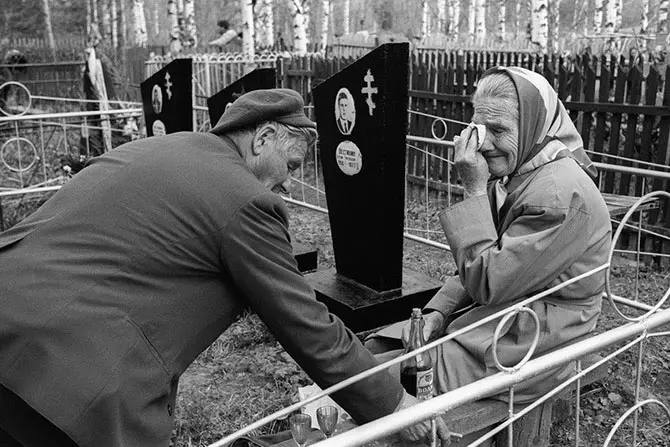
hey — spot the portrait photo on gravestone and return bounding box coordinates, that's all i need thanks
[140,58,193,137]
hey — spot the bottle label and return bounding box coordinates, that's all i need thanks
[416,367,433,401]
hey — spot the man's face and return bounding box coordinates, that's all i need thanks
[338,97,349,120]
[250,131,309,194]
[472,97,519,178]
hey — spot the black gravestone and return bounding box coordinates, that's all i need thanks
[306,43,442,332]
[206,69,317,273]
[141,58,192,137]
[207,68,276,126]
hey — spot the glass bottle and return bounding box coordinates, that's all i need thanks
[400,308,434,400]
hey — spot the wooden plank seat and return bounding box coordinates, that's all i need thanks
[441,343,608,447]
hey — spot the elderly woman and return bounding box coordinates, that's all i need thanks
[369,66,612,402]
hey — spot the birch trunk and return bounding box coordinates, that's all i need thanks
[468,0,476,35]
[640,0,649,49]
[41,0,57,61]
[498,0,506,41]
[446,0,453,35]
[452,0,460,36]
[101,0,111,43]
[133,0,148,47]
[438,0,446,34]
[515,0,522,39]
[86,0,92,39]
[604,0,614,34]
[154,0,160,36]
[319,0,330,52]
[531,0,548,53]
[167,0,182,53]
[290,0,309,55]
[241,0,255,56]
[593,0,603,35]
[255,0,274,48]
[92,0,99,23]
[550,0,559,52]
[659,0,668,33]
[421,0,429,40]
[342,0,350,35]
[182,0,197,49]
[111,0,118,49]
[475,0,486,44]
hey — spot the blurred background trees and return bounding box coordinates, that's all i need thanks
[0,0,667,58]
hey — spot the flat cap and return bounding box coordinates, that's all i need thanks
[210,88,316,135]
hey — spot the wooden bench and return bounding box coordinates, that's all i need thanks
[441,353,608,447]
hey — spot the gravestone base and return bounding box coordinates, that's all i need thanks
[292,240,317,273]
[305,268,442,332]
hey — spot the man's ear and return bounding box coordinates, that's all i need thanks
[252,123,278,156]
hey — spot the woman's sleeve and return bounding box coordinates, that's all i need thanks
[439,193,591,306]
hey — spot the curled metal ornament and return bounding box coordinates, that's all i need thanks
[603,399,670,447]
[492,307,540,373]
[1,137,38,173]
[605,191,670,322]
[0,81,32,116]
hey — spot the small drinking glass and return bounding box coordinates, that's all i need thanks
[289,413,312,447]
[316,405,339,438]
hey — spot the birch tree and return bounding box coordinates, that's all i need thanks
[289,0,310,55]
[101,0,111,43]
[515,0,522,38]
[452,0,460,36]
[319,0,331,51]
[468,0,476,35]
[241,0,255,65]
[438,0,446,33]
[182,0,197,49]
[132,0,148,47]
[167,0,182,54]
[41,0,57,61]
[421,0,430,40]
[475,0,487,44]
[342,0,350,35]
[446,0,455,35]
[659,0,668,34]
[153,0,160,37]
[593,0,603,35]
[550,0,559,51]
[498,0,506,41]
[531,0,548,53]
[640,0,649,49]
[111,0,118,49]
[255,0,274,48]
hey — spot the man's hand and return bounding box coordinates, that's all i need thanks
[401,311,444,347]
[395,391,451,446]
[453,124,489,198]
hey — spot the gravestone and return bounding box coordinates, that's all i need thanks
[207,68,276,126]
[206,68,317,273]
[140,58,192,137]
[306,42,442,332]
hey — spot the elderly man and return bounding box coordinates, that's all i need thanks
[0,89,447,447]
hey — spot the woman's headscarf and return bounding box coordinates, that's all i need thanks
[478,66,597,179]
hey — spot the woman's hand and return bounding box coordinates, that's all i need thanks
[401,311,445,347]
[454,124,489,198]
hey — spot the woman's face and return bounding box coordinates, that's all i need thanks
[471,96,520,178]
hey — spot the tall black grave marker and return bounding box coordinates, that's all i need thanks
[306,43,442,331]
[206,68,317,273]
[207,68,276,126]
[141,58,192,137]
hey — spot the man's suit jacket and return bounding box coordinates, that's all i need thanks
[0,132,403,447]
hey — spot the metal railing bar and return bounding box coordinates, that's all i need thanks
[312,310,670,447]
